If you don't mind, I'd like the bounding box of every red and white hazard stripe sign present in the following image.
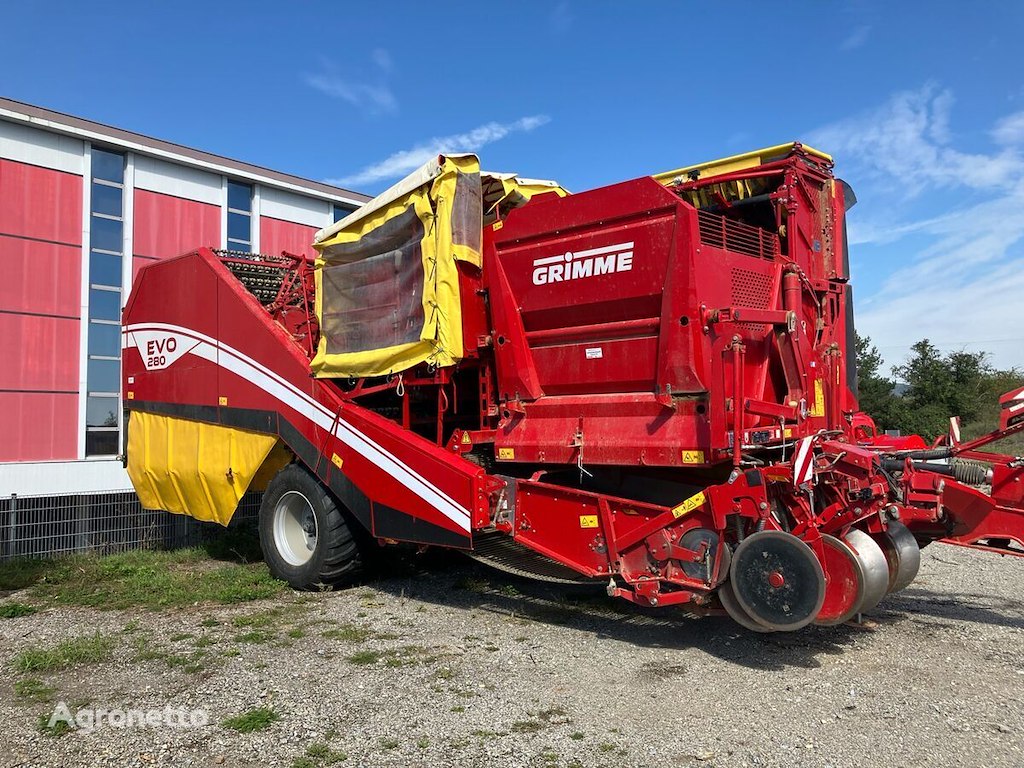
[793,437,815,487]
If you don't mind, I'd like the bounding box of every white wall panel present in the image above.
[134,154,222,205]
[259,185,332,228]
[0,118,84,175]
[0,459,132,495]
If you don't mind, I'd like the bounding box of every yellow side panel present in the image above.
[127,412,285,526]
[652,142,833,186]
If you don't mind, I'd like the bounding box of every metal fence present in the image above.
[0,491,262,562]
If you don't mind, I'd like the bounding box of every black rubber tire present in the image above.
[258,463,363,590]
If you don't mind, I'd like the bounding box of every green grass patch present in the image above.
[222,707,279,733]
[304,742,347,763]
[131,636,210,674]
[346,649,383,665]
[11,633,114,673]
[14,677,56,702]
[37,711,72,737]
[0,546,286,611]
[322,624,373,642]
[0,602,37,618]
[234,629,276,644]
[511,720,544,734]
[379,737,399,750]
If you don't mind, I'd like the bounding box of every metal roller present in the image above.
[873,520,921,593]
[842,528,890,613]
[717,579,773,633]
[729,530,826,632]
[679,528,732,587]
[815,534,867,626]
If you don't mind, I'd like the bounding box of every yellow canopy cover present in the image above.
[311,154,483,378]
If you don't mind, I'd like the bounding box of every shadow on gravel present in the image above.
[364,553,864,672]
[874,587,1024,631]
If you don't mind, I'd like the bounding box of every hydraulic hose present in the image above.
[887,459,993,485]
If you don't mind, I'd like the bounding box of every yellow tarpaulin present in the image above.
[127,411,288,526]
[311,154,482,378]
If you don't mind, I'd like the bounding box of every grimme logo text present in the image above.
[531,241,634,285]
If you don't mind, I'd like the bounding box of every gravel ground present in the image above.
[1,544,1022,768]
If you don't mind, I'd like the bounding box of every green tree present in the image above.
[853,333,903,430]
[854,334,1023,446]
[892,339,991,440]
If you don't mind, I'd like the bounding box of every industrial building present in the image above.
[0,98,368,554]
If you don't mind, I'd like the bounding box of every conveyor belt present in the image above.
[468,530,596,585]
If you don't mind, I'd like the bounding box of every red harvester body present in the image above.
[122,143,1024,632]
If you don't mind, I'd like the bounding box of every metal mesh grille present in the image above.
[731,267,775,334]
[698,210,779,260]
[730,267,774,308]
[0,491,261,562]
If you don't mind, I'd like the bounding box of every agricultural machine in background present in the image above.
[121,144,1024,633]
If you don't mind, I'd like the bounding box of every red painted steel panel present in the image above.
[259,217,318,259]
[0,159,82,245]
[0,234,81,317]
[133,255,158,283]
[0,314,79,391]
[0,392,78,461]
[133,190,220,259]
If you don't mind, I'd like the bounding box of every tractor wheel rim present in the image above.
[273,490,318,567]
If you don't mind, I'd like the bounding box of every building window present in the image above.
[86,147,125,457]
[227,181,252,251]
[333,203,354,223]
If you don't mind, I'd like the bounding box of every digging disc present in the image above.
[815,534,867,626]
[843,528,890,612]
[873,520,921,593]
[730,530,826,632]
[717,579,772,633]
[679,528,732,587]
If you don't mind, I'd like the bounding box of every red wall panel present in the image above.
[0,234,81,317]
[0,314,79,392]
[260,216,318,259]
[0,159,82,246]
[133,189,220,259]
[0,392,78,461]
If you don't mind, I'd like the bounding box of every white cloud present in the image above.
[855,254,1024,376]
[811,84,1024,196]
[304,50,397,115]
[839,25,871,51]
[812,85,1024,373]
[992,110,1024,145]
[327,115,551,187]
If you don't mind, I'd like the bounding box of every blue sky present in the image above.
[5,1,1023,374]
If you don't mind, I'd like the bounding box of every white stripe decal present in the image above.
[122,323,471,531]
[793,437,814,487]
